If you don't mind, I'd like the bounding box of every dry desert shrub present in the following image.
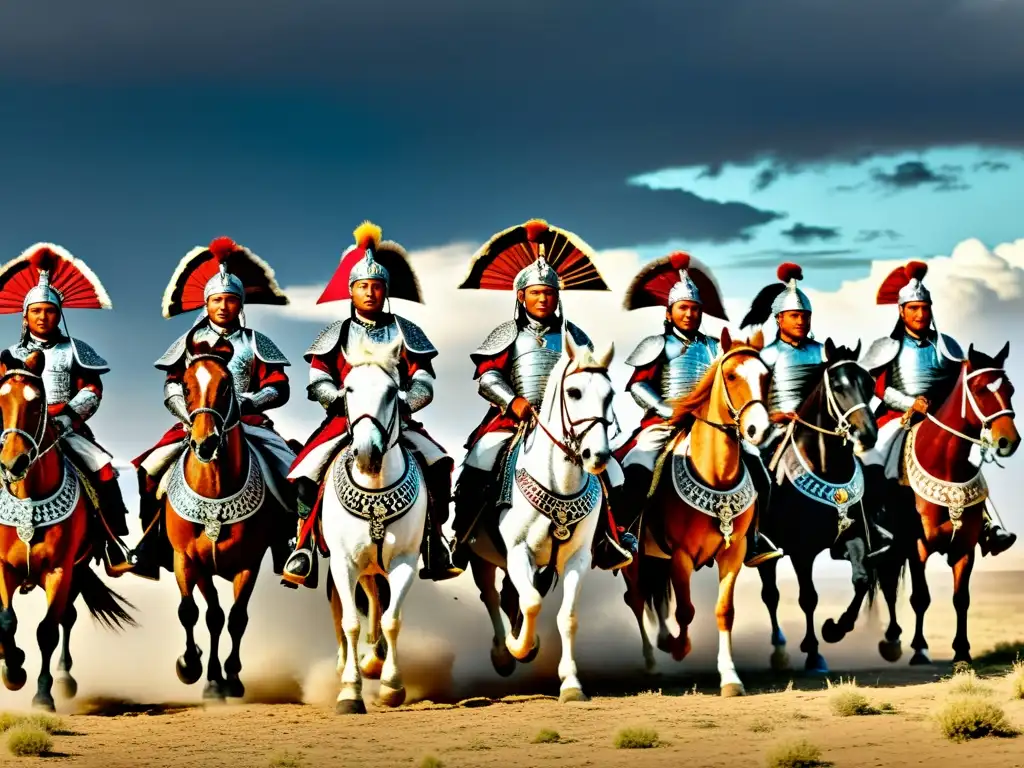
[826,678,880,716]
[935,697,1019,742]
[1008,661,1024,700]
[268,751,306,768]
[764,739,831,768]
[6,725,53,757]
[614,725,660,749]
[947,668,993,697]
[419,756,444,768]
[532,728,561,744]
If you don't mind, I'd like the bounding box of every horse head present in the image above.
[964,342,1018,458]
[551,332,615,475]
[343,335,403,476]
[0,349,48,482]
[716,327,771,445]
[183,334,238,463]
[823,337,878,451]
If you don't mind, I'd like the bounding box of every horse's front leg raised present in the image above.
[223,569,257,699]
[470,555,515,677]
[715,537,746,697]
[822,536,871,645]
[504,542,542,661]
[0,564,27,691]
[333,562,365,715]
[173,551,203,686]
[793,554,828,674]
[377,553,418,708]
[33,564,74,711]
[950,549,975,671]
[667,549,695,662]
[556,545,591,703]
[758,558,789,671]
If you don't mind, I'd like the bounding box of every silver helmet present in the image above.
[23,269,63,314]
[203,237,247,304]
[514,255,560,292]
[771,262,812,315]
[665,253,702,307]
[346,221,391,292]
[897,262,931,305]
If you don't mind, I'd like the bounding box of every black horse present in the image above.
[757,340,887,674]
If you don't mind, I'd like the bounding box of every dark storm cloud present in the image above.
[781,223,841,243]
[856,229,903,243]
[870,160,968,192]
[720,249,870,271]
[974,159,1011,172]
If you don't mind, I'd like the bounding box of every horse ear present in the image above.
[720,326,733,352]
[853,339,862,360]
[967,342,977,366]
[824,337,836,361]
[564,328,580,360]
[749,328,764,350]
[995,341,1010,367]
[23,351,45,376]
[596,341,614,369]
[0,349,17,374]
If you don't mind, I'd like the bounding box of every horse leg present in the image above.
[377,553,418,708]
[470,554,515,677]
[715,540,746,697]
[667,550,695,662]
[877,555,904,663]
[622,559,657,674]
[908,548,932,666]
[334,562,365,715]
[328,570,347,683]
[793,554,828,674]
[0,565,27,691]
[950,549,975,672]
[173,552,203,685]
[759,558,789,671]
[223,569,256,699]
[556,546,591,703]
[822,537,870,644]
[56,592,78,700]
[357,575,386,680]
[504,543,542,661]
[195,572,226,701]
[32,563,74,712]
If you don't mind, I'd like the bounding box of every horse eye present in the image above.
[567,387,582,400]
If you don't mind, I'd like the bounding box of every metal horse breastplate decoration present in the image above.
[671,453,756,545]
[0,458,80,544]
[510,326,562,407]
[514,468,602,541]
[166,448,266,542]
[891,337,954,401]
[903,423,988,532]
[333,447,422,542]
[779,444,864,536]
[659,335,717,401]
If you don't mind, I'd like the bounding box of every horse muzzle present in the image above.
[190,433,221,463]
[0,453,30,483]
[582,447,610,474]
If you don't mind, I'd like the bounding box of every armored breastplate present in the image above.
[8,341,74,405]
[659,334,718,401]
[344,317,402,354]
[891,337,953,400]
[192,326,256,395]
[766,341,824,415]
[510,326,562,407]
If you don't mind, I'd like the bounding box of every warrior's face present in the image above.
[777,310,810,344]
[25,302,60,338]
[518,285,558,322]
[900,301,932,337]
[206,293,242,327]
[352,279,386,316]
[668,300,702,335]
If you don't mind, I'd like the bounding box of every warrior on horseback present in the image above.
[282,221,461,588]
[742,262,893,559]
[858,261,1015,556]
[450,219,632,573]
[131,237,298,579]
[615,251,780,567]
[0,243,132,577]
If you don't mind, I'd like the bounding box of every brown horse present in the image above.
[622,329,771,696]
[0,350,135,711]
[875,342,1019,671]
[162,336,293,700]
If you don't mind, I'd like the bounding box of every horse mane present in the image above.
[666,340,761,427]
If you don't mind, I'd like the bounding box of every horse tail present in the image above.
[74,563,138,631]
[639,556,672,612]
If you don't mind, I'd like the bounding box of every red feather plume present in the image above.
[904,261,928,281]
[876,260,929,305]
[28,247,58,273]
[208,236,238,263]
[0,243,112,315]
[524,219,548,243]
[669,251,691,270]
[777,262,803,282]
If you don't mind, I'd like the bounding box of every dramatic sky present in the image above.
[1,1,1024,701]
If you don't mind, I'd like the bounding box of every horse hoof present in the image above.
[224,678,245,699]
[203,681,226,701]
[770,647,790,672]
[335,697,367,715]
[57,674,78,701]
[804,655,829,675]
[559,687,589,704]
[378,682,406,708]
[31,693,56,712]
[721,683,745,698]
[656,636,672,654]
[175,654,203,686]
[360,654,384,680]
[821,620,845,645]
[490,645,516,678]
[952,660,973,675]
[521,637,541,664]
[909,650,932,666]
[878,639,903,663]
[2,663,26,692]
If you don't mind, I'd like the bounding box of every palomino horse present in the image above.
[621,328,770,696]
[465,332,616,703]
[0,350,135,711]
[755,341,881,674]
[321,335,432,714]
[875,342,1018,671]
[162,336,294,700]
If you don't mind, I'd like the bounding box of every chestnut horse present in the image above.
[0,350,135,711]
[622,329,771,696]
[872,342,1018,671]
[161,336,294,700]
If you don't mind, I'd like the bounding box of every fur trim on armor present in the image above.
[625,335,667,367]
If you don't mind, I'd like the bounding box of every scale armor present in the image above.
[761,338,826,415]
[8,337,109,409]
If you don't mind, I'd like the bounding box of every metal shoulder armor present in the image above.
[394,315,437,357]
[625,335,666,367]
[939,333,964,361]
[154,331,189,371]
[304,321,344,362]
[859,337,900,373]
[69,338,109,372]
[250,330,290,366]
[473,320,519,358]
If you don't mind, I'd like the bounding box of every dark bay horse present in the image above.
[874,342,1018,671]
[756,340,881,675]
[0,350,135,711]
[621,329,771,696]
[161,336,294,700]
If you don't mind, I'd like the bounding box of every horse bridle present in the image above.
[792,360,870,443]
[185,354,241,456]
[531,361,616,465]
[923,365,1016,458]
[343,365,402,455]
[691,346,768,439]
[0,368,57,482]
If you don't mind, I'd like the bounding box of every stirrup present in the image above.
[281,548,314,588]
[744,532,783,567]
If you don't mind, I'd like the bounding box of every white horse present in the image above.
[466,332,616,703]
[322,335,428,715]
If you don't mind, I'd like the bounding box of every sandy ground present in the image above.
[0,564,1022,767]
